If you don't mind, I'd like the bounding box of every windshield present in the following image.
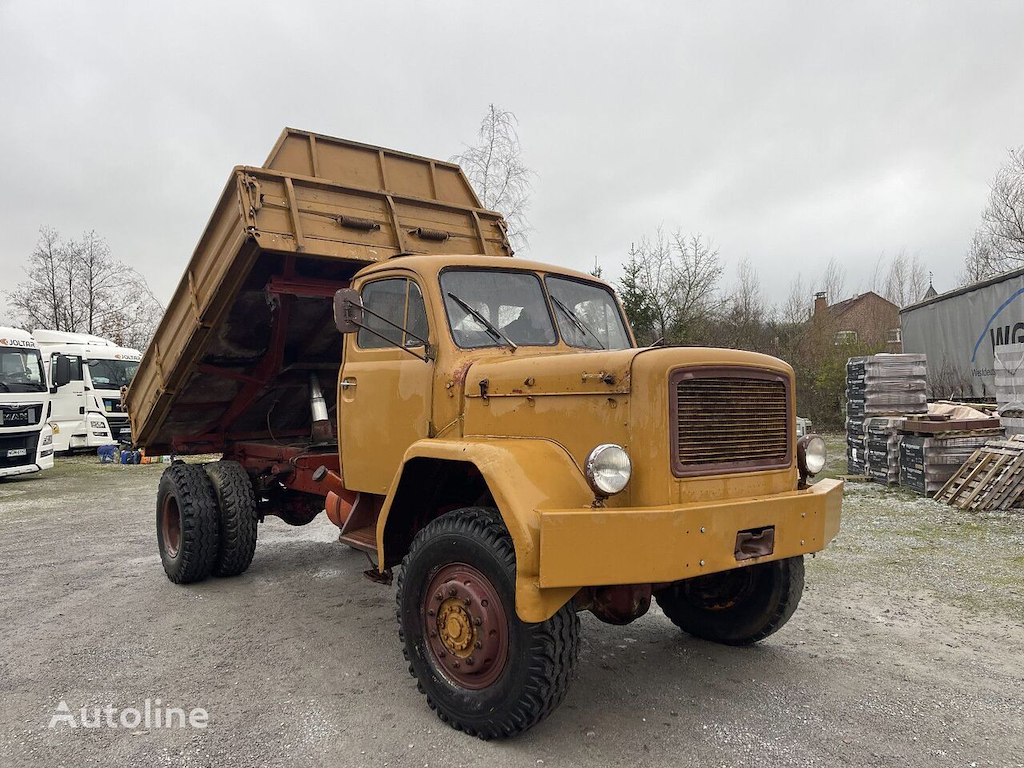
[546,275,632,350]
[441,270,557,348]
[87,358,140,388]
[0,347,47,393]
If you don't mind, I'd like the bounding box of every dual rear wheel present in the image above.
[156,461,258,583]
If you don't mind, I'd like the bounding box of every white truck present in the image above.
[0,328,55,477]
[32,330,142,452]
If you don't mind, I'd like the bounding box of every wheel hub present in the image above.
[438,599,475,655]
[423,563,509,690]
[161,498,181,558]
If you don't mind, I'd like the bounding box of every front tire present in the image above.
[397,507,579,739]
[156,463,220,584]
[655,556,805,645]
[203,461,258,577]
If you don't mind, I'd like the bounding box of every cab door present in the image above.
[339,276,433,494]
[48,353,87,450]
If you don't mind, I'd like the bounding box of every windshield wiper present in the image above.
[446,292,518,350]
[551,296,605,349]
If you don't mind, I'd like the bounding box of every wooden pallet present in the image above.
[935,436,1024,510]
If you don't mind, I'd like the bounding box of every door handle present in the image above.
[340,378,357,390]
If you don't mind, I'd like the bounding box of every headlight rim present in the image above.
[797,433,827,478]
[585,443,632,497]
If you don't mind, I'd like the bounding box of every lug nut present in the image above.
[453,662,460,669]
[474,641,482,649]
[435,591,443,601]
[427,610,435,617]
[466,657,475,666]
[473,617,482,626]
[449,587,457,597]
[429,630,437,638]
[464,598,472,606]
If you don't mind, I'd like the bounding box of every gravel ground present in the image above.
[1,440,1022,768]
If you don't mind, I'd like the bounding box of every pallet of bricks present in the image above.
[899,421,1003,496]
[846,354,928,483]
[845,357,867,474]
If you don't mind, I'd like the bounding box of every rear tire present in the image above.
[156,463,220,584]
[397,507,579,739]
[655,556,805,645]
[204,461,258,577]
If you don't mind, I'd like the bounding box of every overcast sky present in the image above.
[2,1,1023,324]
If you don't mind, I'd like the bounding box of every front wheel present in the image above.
[396,507,579,739]
[654,556,805,645]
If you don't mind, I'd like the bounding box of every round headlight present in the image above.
[585,444,632,496]
[798,434,827,477]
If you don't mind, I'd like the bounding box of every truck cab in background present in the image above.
[0,328,55,478]
[33,330,142,452]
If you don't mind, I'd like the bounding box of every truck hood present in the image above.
[464,348,636,399]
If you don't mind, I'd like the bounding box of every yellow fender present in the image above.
[377,437,593,623]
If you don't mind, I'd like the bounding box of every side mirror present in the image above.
[54,354,72,389]
[333,288,363,334]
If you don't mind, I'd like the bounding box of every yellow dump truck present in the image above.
[129,128,843,739]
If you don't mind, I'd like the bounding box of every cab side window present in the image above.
[358,278,429,350]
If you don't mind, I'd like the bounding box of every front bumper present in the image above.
[538,478,843,588]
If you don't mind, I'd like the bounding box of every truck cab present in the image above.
[33,330,141,451]
[334,255,842,619]
[0,328,55,478]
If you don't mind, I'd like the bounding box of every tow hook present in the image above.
[363,567,393,586]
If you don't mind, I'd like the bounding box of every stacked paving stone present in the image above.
[864,354,928,415]
[866,417,903,485]
[900,432,1001,496]
[845,357,867,474]
[846,354,928,478]
[995,344,1024,437]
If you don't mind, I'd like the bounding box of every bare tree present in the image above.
[716,257,773,351]
[8,227,72,331]
[5,227,163,350]
[451,105,533,252]
[982,146,1024,261]
[961,228,1001,284]
[882,250,928,307]
[616,227,723,344]
[961,146,1024,282]
[728,258,764,327]
[816,257,847,305]
[780,273,809,325]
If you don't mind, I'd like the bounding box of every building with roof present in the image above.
[812,290,902,351]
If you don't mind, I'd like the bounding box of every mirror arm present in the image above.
[349,319,433,363]
[356,303,430,348]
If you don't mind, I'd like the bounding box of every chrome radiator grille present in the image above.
[671,369,790,476]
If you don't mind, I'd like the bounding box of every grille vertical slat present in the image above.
[671,370,790,476]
